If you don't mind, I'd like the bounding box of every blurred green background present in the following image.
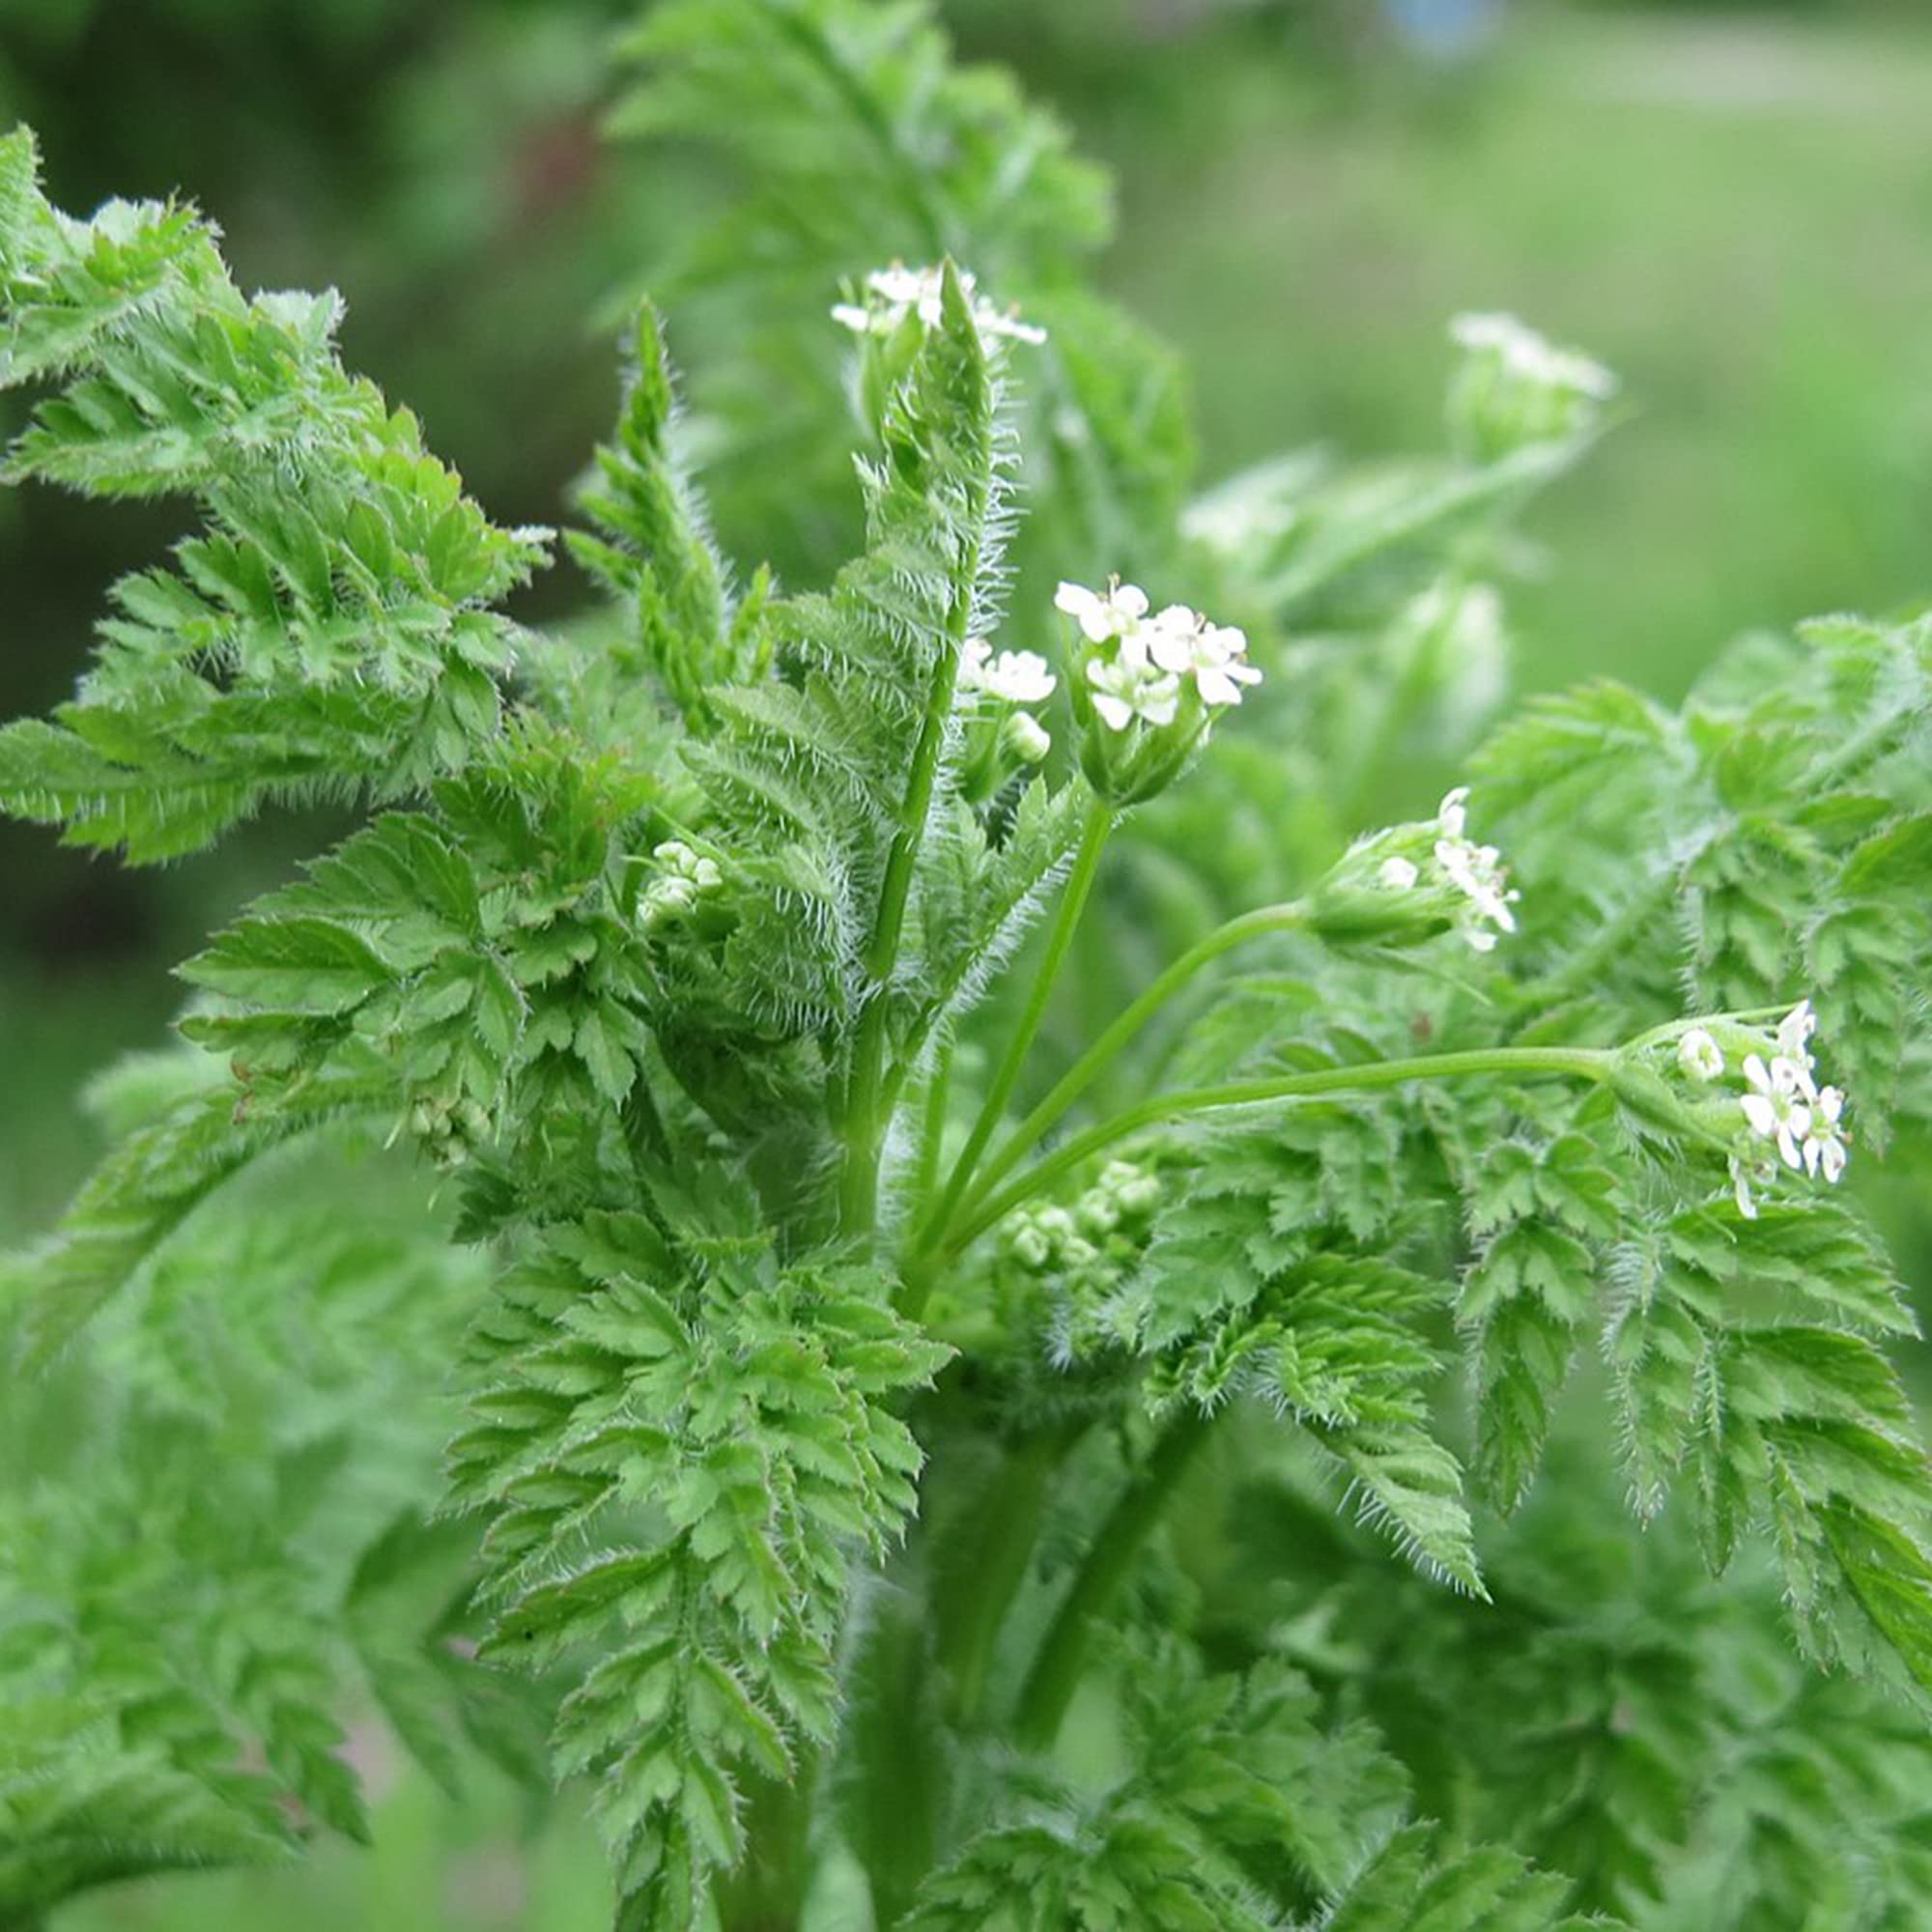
[4,0,1931,1922]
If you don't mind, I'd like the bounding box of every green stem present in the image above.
[956,899,1307,1222]
[712,1750,820,1932]
[914,795,1114,1253]
[913,1036,954,1212]
[934,1423,1086,1727]
[840,570,980,1242]
[1015,1407,1212,1753]
[946,1045,1614,1257]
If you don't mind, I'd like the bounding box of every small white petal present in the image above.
[1197,664,1244,708]
[1741,1093,1777,1139]
[1147,627,1193,675]
[1770,1055,1813,1100]
[1378,856,1420,891]
[1820,1140,1847,1184]
[1141,677,1181,727]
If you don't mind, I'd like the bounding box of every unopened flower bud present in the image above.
[1002,710,1052,766]
[1009,1222,1054,1272]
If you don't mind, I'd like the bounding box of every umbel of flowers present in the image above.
[1054,576,1262,804]
[832,262,1047,346]
[1311,785,1520,954]
[1446,310,1616,462]
[1641,999,1851,1217]
[833,261,1046,427]
[954,636,1056,803]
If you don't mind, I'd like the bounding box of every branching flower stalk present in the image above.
[915,792,1115,1266]
[943,1046,1620,1262]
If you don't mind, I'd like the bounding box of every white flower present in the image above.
[985,650,1057,705]
[1378,855,1420,891]
[1085,644,1180,732]
[1434,833,1519,952]
[1776,998,1818,1073]
[1055,577,1151,644]
[1450,311,1616,401]
[1678,1028,1724,1083]
[959,638,1055,704]
[1145,607,1263,708]
[832,262,1046,345]
[1437,786,1470,838]
[1740,1054,1812,1172]
[1802,1085,1849,1185]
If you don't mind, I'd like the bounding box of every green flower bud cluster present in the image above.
[1004,1158,1162,1277]
[638,838,722,929]
[407,1093,494,1169]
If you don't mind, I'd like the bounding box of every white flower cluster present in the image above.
[957,636,1057,771]
[1679,1001,1850,1218]
[1450,312,1617,402]
[1375,786,1520,952]
[831,263,1046,346]
[960,637,1056,705]
[1053,578,1261,733]
[639,839,721,928]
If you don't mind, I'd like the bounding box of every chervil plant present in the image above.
[5,5,1932,1930]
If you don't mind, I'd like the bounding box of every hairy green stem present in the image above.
[946,1045,1615,1256]
[956,898,1308,1221]
[840,565,981,1240]
[914,795,1115,1253]
[1015,1406,1213,1753]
